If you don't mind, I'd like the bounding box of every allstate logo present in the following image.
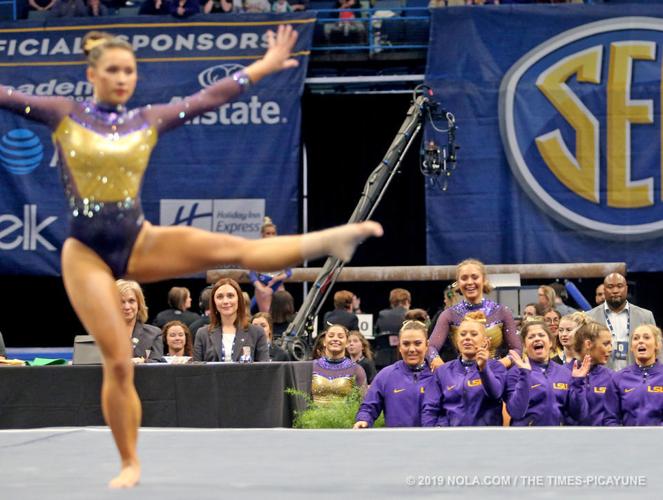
[500,17,663,238]
[198,63,246,89]
[0,129,43,175]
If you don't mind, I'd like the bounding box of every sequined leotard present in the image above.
[427,299,522,363]
[0,76,244,276]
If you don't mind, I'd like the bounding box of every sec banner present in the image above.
[0,13,313,275]
[426,4,663,271]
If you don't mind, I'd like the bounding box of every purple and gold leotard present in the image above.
[1,74,246,276]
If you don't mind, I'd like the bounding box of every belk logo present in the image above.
[500,17,663,237]
[0,204,56,251]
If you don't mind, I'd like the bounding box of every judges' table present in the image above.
[0,362,312,429]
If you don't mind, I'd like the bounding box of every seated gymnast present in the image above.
[505,320,591,426]
[568,321,613,426]
[312,324,367,405]
[605,324,663,426]
[0,25,382,487]
[421,312,507,427]
[193,278,270,362]
[117,279,163,364]
[354,320,433,428]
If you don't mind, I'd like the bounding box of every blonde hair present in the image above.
[116,279,148,324]
[83,31,134,67]
[633,324,663,351]
[456,258,493,294]
[260,216,276,236]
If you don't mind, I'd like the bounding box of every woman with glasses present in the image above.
[354,320,433,428]
[428,259,521,371]
[543,308,563,361]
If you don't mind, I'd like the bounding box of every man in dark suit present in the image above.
[323,290,359,331]
[376,288,411,335]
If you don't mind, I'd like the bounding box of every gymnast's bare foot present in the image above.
[109,462,141,489]
[302,221,383,262]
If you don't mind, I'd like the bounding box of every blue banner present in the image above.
[425,4,663,271]
[0,13,313,275]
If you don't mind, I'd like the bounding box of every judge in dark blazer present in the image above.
[194,278,269,362]
[116,279,163,364]
[376,288,411,335]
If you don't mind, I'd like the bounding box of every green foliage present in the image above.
[286,387,385,429]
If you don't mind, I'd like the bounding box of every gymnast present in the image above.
[0,25,382,488]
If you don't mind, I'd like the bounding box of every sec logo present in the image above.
[500,17,663,238]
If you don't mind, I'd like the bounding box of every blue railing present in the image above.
[312,7,430,53]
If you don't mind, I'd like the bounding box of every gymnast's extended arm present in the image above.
[0,85,73,128]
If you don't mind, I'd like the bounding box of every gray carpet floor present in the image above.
[1,427,660,499]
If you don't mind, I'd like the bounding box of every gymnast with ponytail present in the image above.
[0,26,381,487]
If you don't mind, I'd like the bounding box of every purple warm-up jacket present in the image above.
[421,358,507,427]
[604,362,663,426]
[355,360,433,427]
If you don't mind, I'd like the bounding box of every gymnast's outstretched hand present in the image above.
[245,25,299,83]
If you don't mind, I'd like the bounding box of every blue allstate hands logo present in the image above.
[198,63,246,89]
[0,129,44,175]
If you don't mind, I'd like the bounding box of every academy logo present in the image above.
[0,129,43,175]
[500,17,663,238]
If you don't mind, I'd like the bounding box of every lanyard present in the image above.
[604,306,630,339]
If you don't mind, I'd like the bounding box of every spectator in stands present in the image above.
[270,290,296,338]
[595,283,605,306]
[505,320,590,426]
[428,258,520,370]
[244,0,271,12]
[323,290,359,331]
[153,286,201,329]
[251,312,290,361]
[347,331,377,384]
[325,0,365,44]
[189,286,213,341]
[376,288,411,335]
[203,0,235,13]
[570,321,613,426]
[0,330,6,359]
[161,320,194,358]
[605,324,663,426]
[551,311,589,365]
[193,278,269,362]
[422,312,507,426]
[543,308,562,359]
[86,0,110,16]
[249,218,292,313]
[272,0,293,12]
[290,0,308,11]
[312,324,367,404]
[354,320,432,428]
[170,0,200,17]
[50,0,88,16]
[28,0,56,14]
[587,273,656,371]
[522,303,537,319]
[117,279,163,364]
[139,0,171,15]
[537,285,556,313]
[549,282,577,316]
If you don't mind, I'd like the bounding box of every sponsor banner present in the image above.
[425,4,663,271]
[0,13,313,275]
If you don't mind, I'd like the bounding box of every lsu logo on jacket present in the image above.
[500,17,663,238]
